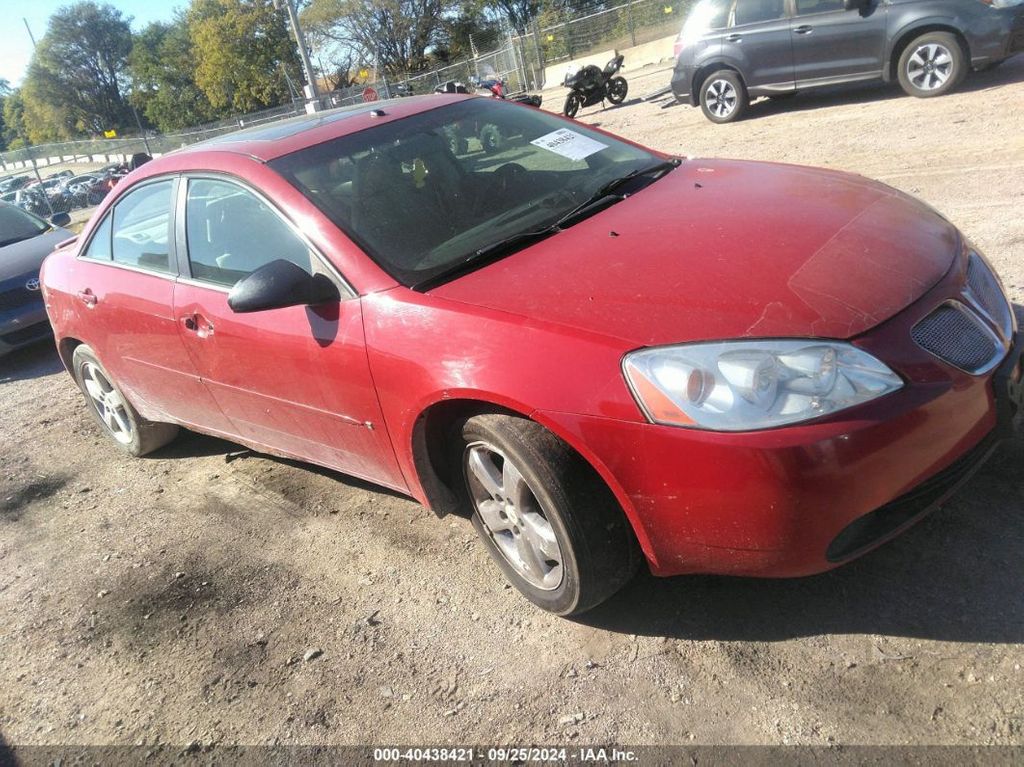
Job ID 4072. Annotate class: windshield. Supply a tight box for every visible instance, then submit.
[0,203,49,249]
[270,98,660,287]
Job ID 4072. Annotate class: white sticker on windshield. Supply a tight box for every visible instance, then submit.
[530,129,607,161]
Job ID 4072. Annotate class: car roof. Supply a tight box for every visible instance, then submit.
[169,94,470,163]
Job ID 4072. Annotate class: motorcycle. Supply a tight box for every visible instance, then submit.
[562,53,628,118]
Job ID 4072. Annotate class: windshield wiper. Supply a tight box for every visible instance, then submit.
[413,158,681,290]
[471,159,682,262]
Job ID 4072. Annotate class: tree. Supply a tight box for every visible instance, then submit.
[490,0,540,32]
[188,0,303,113]
[2,90,28,149]
[302,0,453,77]
[129,18,222,132]
[22,2,134,138]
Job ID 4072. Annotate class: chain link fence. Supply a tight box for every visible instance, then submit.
[0,0,690,221]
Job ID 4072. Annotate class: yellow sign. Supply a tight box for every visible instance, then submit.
[663,5,673,13]
[547,34,555,42]
[358,69,369,80]
[103,129,117,138]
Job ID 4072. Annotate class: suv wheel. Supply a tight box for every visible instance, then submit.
[699,71,748,123]
[898,32,965,98]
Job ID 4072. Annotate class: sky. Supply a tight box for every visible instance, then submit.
[0,0,181,87]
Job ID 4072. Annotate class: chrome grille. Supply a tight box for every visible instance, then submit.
[965,252,1013,341]
[911,301,1003,375]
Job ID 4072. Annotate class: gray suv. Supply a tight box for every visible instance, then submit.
[670,0,1024,122]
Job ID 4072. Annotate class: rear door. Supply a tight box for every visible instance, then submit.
[725,0,795,91]
[69,177,232,431]
[790,0,888,84]
[172,175,406,490]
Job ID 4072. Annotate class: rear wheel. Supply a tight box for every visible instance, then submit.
[897,32,965,98]
[606,76,628,104]
[457,414,640,616]
[699,70,748,123]
[563,92,583,118]
[72,345,178,457]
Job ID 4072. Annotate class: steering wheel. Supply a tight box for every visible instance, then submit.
[493,162,528,196]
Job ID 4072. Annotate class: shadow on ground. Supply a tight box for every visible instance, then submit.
[580,436,1024,644]
[0,340,63,384]
[154,430,410,501]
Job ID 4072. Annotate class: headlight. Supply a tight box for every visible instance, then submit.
[623,340,903,431]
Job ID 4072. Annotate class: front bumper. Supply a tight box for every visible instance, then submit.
[0,291,50,355]
[539,268,1021,579]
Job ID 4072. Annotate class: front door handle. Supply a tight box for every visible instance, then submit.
[181,313,214,338]
[794,25,813,34]
[726,33,743,42]
[77,289,97,307]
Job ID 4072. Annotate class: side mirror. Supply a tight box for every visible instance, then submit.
[227,259,339,314]
[50,212,71,228]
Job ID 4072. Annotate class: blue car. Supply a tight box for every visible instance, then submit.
[0,202,71,355]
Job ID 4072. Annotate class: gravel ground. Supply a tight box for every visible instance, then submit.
[1,59,1023,750]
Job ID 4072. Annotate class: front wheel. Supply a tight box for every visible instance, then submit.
[606,76,628,104]
[457,414,640,616]
[479,123,503,154]
[699,70,748,123]
[72,345,179,457]
[563,91,583,118]
[897,32,965,98]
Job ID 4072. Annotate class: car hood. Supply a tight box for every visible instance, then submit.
[429,160,958,345]
[0,228,71,279]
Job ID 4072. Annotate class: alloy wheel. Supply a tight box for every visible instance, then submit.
[706,79,737,118]
[81,362,133,445]
[907,43,954,91]
[464,442,564,590]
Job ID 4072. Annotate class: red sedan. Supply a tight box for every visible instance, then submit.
[40,96,1022,615]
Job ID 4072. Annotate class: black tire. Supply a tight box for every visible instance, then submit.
[72,345,179,457]
[699,70,748,124]
[479,123,503,154]
[606,76,628,104]
[897,32,965,98]
[563,92,583,118]
[456,414,640,616]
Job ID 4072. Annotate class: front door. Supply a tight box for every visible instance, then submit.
[172,176,406,490]
[790,0,888,85]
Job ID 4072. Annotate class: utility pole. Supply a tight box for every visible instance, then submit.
[273,0,320,106]
[23,18,37,49]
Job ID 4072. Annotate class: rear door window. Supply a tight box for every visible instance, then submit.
[733,0,786,25]
[794,0,845,14]
[111,180,175,274]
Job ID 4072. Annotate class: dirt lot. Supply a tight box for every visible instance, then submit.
[2,60,1023,750]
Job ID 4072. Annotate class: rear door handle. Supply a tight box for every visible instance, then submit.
[77,289,97,307]
[726,33,742,42]
[794,25,813,35]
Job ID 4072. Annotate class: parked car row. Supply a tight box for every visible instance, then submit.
[668,0,1024,122]
[0,156,152,217]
